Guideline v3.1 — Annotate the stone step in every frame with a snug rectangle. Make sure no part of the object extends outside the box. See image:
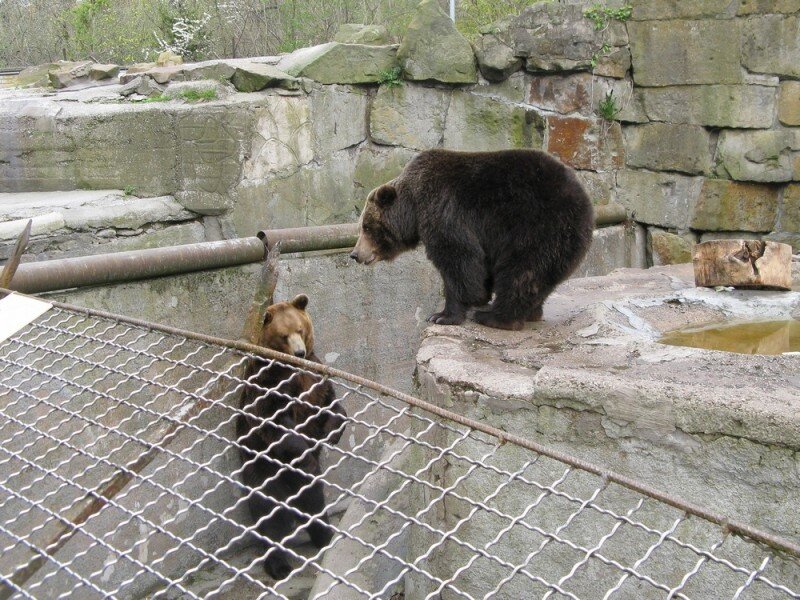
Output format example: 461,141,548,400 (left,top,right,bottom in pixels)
0,189,208,262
